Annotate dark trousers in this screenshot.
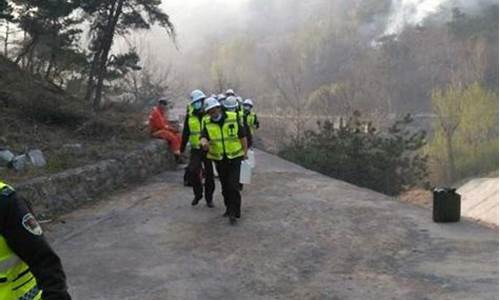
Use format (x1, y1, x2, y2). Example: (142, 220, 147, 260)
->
(247, 131, 253, 148)
(189, 149, 215, 203)
(215, 157, 242, 217)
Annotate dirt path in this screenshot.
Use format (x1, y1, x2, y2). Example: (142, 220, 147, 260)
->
(47, 150, 498, 300)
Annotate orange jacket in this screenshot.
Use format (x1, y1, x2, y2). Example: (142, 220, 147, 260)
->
(149, 106, 171, 134)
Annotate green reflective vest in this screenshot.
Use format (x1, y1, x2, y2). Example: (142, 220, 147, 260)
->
(187, 111, 202, 149)
(246, 112, 257, 135)
(0, 182, 41, 300)
(186, 104, 194, 115)
(203, 112, 244, 161)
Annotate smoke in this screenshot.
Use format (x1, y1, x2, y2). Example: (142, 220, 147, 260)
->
(383, 0, 498, 36)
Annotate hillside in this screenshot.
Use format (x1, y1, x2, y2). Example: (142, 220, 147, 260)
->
(0, 56, 149, 183)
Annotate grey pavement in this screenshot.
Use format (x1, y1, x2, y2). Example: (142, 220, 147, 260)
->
(47, 150, 499, 300)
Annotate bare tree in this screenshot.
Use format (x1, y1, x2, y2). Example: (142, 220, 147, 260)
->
(267, 44, 308, 141)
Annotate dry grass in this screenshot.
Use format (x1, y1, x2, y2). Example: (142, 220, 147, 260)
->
(0, 56, 151, 184)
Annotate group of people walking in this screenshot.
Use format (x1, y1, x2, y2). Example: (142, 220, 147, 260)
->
(149, 88, 259, 225)
(182, 89, 259, 225)
(0, 89, 259, 300)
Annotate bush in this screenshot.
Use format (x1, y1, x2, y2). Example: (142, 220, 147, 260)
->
(426, 83, 498, 184)
(279, 113, 429, 195)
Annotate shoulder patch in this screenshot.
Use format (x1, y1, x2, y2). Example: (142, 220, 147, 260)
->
(21, 213, 43, 236)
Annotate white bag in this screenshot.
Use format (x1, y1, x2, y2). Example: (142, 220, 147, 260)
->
(239, 160, 252, 184)
(247, 149, 255, 168)
(212, 161, 218, 177)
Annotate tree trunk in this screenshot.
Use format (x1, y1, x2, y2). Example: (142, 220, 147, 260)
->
(45, 55, 55, 80)
(4, 21, 9, 57)
(445, 134, 456, 184)
(93, 0, 124, 111)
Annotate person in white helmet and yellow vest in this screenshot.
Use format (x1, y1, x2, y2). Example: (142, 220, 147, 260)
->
(0, 180, 71, 300)
(181, 90, 215, 207)
(242, 98, 259, 148)
(200, 97, 248, 225)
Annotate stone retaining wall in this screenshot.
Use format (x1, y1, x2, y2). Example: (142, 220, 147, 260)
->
(16, 140, 175, 217)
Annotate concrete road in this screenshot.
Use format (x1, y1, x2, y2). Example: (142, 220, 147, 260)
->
(47, 150, 498, 300)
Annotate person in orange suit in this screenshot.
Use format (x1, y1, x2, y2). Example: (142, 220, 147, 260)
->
(149, 97, 183, 162)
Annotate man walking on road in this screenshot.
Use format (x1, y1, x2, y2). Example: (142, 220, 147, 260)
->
(181, 90, 215, 208)
(0, 180, 71, 300)
(200, 97, 248, 225)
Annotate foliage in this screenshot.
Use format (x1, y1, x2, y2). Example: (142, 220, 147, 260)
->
(11, 0, 84, 83)
(279, 113, 428, 195)
(82, 0, 175, 111)
(426, 82, 498, 184)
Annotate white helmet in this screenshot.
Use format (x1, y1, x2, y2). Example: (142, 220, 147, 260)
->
(190, 89, 206, 103)
(225, 89, 235, 96)
(204, 97, 221, 112)
(222, 96, 239, 110)
(236, 96, 243, 104)
(217, 93, 227, 101)
(158, 97, 168, 105)
(243, 99, 254, 107)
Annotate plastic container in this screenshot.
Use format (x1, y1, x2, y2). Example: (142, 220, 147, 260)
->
(239, 160, 252, 184)
(433, 187, 461, 223)
(247, 149, 255, 168)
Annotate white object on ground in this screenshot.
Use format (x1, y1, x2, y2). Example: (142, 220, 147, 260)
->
(28, 149, 47, 167)
(0, 150, 14, 166)
(240, 160, 252, 184)
(12, 154, 29, 171)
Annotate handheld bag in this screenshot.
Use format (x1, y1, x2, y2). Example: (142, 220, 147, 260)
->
(247, 149, 256, 168)
(240, 160, 252, 184)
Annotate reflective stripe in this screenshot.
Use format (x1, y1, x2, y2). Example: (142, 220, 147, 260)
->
(13, 268, 30, 282)
(0, 255, 21, 273)
(19, 285, 40, 300)
(13, 275, 34, 291)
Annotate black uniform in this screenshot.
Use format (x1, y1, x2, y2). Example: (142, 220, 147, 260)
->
(181, 110, 215, 205)
(201, 112, 247, 220)
(0, 186, 71, 300)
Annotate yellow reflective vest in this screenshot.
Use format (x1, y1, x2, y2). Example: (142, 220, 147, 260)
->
(0, 182, 41, 300)
(246, 112, 257, 135)
(187, 111, 202, 150)
(202, 112, 244, 161)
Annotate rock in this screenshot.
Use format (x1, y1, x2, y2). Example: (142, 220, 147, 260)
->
(0, 149, 14, 167)
(12, 154, 30, 171)
(28, 149, 47, 167)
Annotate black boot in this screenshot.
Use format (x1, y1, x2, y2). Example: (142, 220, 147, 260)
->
(229, 215, 237, 225)
(191, 196, 202, 206)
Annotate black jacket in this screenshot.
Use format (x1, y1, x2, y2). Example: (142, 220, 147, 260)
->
(0, 186, 71, 300)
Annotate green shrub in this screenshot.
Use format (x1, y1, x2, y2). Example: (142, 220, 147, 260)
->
(279, 113, 429, 195)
